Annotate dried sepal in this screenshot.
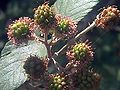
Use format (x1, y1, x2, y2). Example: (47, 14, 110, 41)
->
(28, 74, 51, 88)
(65, 60, 89, 74)
(7, 17, 35, 44)
(23, 55, 48, 80)
(95, 6, 120, 29)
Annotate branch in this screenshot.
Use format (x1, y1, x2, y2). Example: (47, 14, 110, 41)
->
(44, 31, 52, 58)
(43, 30, 65, 72)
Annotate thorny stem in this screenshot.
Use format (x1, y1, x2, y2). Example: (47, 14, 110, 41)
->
(44, 29, 65, 72)
(53, 21, 96, 58)
(44, 31, 52, 58)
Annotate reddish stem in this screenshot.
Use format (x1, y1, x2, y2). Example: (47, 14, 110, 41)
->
(44, 30, 52, 59)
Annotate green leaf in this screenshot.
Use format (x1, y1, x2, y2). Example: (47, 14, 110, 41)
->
(0, 40, 47, 90)
(54, 0, 98, 21)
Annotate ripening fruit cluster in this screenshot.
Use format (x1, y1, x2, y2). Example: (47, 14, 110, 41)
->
(72, 43, 91, 60)
(95, 6, 120, 29)
(11, 22, 29, 39)
(66, 42, 93, 73)
(23, 42, 100, 89)
(67, 42, 93, 61)
(6, 2, 103, 89)
(7, 2, 77, 44)
(34, 2, 55, 28)
(7, 17, 35, 44)
(55, 14, 77, 39)
(64, 41, 101, 90)
(50, 74, 67, 90)
(71, 70, 101, 90)
(57, 19, 69, 33)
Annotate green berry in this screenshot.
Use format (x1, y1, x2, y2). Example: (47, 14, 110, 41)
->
(34, 2, 55, 26)
(11, 22, 29, 39)
(72, 43, 90, 60)
(50, 74, 67, 90)
(58, 19, 69, 33)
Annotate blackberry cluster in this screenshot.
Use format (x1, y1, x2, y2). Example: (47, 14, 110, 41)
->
(49, 74, 69, 90)
(23, 56, 47, 79)
(7, 17, 35, 44)
(66, 42, 93, 65)
(95, 6, 120, 29)
(72, 42, 93, 61)
(57, 19, 69, 34)
(55, 14, 77, 39)
(11, 22, 29, 39)
(71, 69, 101, 90)
(7, 2, 103, 89)
(34, 2, 55, 29)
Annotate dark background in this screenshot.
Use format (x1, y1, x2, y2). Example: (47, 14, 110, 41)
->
(0, 0, 120, 90)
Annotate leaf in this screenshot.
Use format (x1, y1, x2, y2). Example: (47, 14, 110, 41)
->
(54, 0, 98, 21)
(0, 40, 47, 90)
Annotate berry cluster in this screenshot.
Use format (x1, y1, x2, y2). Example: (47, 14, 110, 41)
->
(55, 15, 77, 39)
(7, 2, 115, 90)
(95, 6, 120, 29)
(34, 2, 55, 30)
(11, 22, 29, 39)
(71, 69, 101, 90)
(70, 42, 93, 61)
(66, 42, 93, 73)
(7, 3, 77, 45)
(7, 17, 35, 44)
(49, 74, 68, 90)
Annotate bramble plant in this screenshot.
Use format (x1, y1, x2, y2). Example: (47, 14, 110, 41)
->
(0, 0, 120, 90)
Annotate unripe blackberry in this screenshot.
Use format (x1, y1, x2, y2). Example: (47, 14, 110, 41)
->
(66, 41, 93, 62)
(11, 22, 29, 39)
(49, 74, 69, 90)
(71, 70, 101, 90)
(55, 14, 77, 39)
(23, 55, 47, 79)
(95, 6, 120, 29)
(7, 17, 35, 44)
(72, 43, 93, 60)
(58, 19, 69, 33)
(66, 42, 93, 73)
(34, 2, 55, 29)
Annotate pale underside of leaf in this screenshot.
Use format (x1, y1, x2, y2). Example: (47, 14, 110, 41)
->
(0, 41, 47, 90)
(54, 0, 98, 21)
